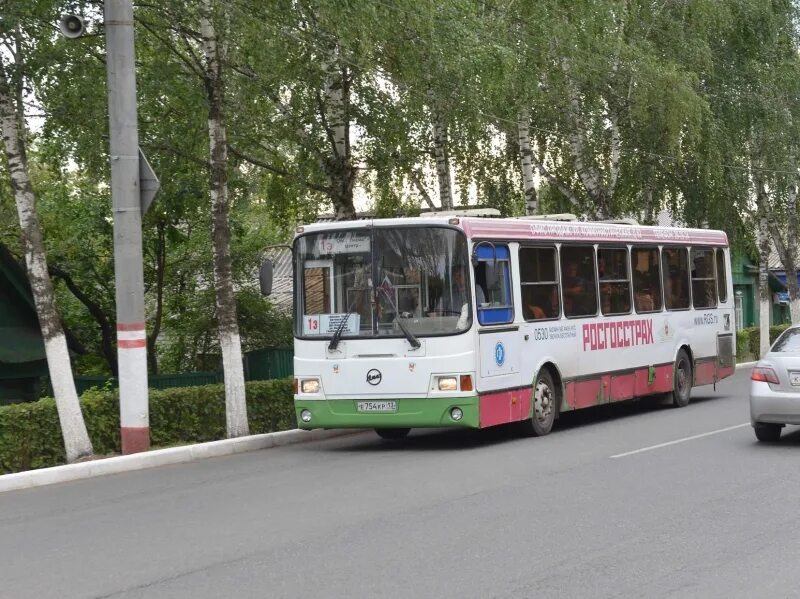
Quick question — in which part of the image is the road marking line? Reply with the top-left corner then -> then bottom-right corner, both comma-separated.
610,423 -> 750,458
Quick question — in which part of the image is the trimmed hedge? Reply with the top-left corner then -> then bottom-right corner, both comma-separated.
737,324 -> 791,360
0,378 -> 294,475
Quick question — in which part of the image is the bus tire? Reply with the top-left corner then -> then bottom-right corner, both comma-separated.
670,349 -> 692,408
375,428 -> 410,440
519,369 -> 557,437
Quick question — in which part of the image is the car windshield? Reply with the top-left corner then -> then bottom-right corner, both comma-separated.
772,328 -> 800,353
294,226 -> 471,339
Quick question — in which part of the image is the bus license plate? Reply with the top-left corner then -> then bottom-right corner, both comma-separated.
357,401 -> 397,413
790,372 -> 800,386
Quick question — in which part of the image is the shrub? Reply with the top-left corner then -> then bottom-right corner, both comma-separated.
736,329 -> 750,359
0,378 -> 294,475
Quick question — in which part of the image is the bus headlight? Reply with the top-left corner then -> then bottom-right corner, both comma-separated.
437,376 -> 458,391
300,378 -> 320,394
300,409 -> 312,422
450,407 -> 463,421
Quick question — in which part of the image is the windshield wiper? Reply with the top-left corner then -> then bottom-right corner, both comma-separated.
378,286 -> 421,349
328,302 -> 355,351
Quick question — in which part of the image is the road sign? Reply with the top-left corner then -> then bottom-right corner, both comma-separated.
138,147 -> 159,214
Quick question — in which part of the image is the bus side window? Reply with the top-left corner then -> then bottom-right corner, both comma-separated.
474,244 -> 513,325
598,247 -> 631,315
632,247 -> 663,313
519,246 -> 560,321
560,245 -> 598,318
662,247 -> 691,310
691,248 -> 717,309
716,248 -> 728,303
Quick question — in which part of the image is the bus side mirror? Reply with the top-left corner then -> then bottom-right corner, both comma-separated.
259,260 -> 274,296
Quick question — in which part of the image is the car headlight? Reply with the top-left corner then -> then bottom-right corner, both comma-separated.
300,378 -> 320,394
437,376 -> 458,391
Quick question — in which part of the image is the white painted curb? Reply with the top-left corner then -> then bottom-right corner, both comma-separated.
0,428 -> 361,495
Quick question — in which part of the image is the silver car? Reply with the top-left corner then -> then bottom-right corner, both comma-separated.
750,325 -> 800,441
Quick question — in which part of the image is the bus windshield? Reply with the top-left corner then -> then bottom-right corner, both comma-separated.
295,226 -> 472,339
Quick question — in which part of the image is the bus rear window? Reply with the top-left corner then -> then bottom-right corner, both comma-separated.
716,249 -> 728,303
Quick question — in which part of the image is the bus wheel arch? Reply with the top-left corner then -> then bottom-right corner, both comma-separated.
520,363 -> 561,437
540,362 -> 564,419
671,346 -> 693,408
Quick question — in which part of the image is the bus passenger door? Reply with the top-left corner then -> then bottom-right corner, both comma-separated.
474,243 -> 522,424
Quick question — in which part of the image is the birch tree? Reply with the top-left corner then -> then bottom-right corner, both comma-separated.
319,33 -> 357,219
199,0 -> 248,437
427,88 -> 453,210
0,27 -> 93,462
517,109 -> 538,215
766,174 -> 800,324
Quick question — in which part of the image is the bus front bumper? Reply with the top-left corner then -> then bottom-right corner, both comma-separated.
295,396 -> 480,429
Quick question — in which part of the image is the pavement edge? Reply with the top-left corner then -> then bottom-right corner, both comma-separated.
0,361 -> 758,494
0,428 -> 361,494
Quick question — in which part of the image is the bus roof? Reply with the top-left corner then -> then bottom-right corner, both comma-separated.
297,215 -> 729,246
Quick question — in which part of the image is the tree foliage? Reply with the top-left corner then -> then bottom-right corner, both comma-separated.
1,0 -> 799,373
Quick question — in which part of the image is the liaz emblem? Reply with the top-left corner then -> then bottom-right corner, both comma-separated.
366,369 -> 382,386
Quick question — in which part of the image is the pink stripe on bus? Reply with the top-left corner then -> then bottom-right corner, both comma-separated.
478,387 -> 532,428
460,219 -> 728,246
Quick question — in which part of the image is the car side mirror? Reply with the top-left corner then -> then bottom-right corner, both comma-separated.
259,260 -> 274,296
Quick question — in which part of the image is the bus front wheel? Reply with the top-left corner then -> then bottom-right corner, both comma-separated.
375,428 -> 410,440
519,369 -> 557,437
670,349 -> 693,408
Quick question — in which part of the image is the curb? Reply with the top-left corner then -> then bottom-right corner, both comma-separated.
0,361 -> 761,495
0,428 -> 362,495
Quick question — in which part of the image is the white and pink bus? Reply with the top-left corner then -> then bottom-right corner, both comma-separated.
266,211 -> 735,439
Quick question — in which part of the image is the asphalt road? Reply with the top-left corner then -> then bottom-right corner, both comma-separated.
2,365 -> 798,599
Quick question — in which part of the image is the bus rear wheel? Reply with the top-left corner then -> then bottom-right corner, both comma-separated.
519,369 -> 557,437
670,349 -> 693,408
375,428 -> 410,440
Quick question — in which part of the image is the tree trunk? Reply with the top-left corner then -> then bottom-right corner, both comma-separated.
200,0 -> 248,438
322,42 -> 357,220
517,110 -> 538,216
757,187 -> 771,358
408,169 -> 436,210
0,62 -> 93,462
560,57 -> 609,218
49,265 -> 118,376
765,170 -> 800,325
427,88 -> 453,210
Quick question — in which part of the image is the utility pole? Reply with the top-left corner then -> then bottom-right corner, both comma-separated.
104,0 -> 149,453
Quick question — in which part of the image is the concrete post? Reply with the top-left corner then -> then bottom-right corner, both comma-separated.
104,0 -> 149,453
